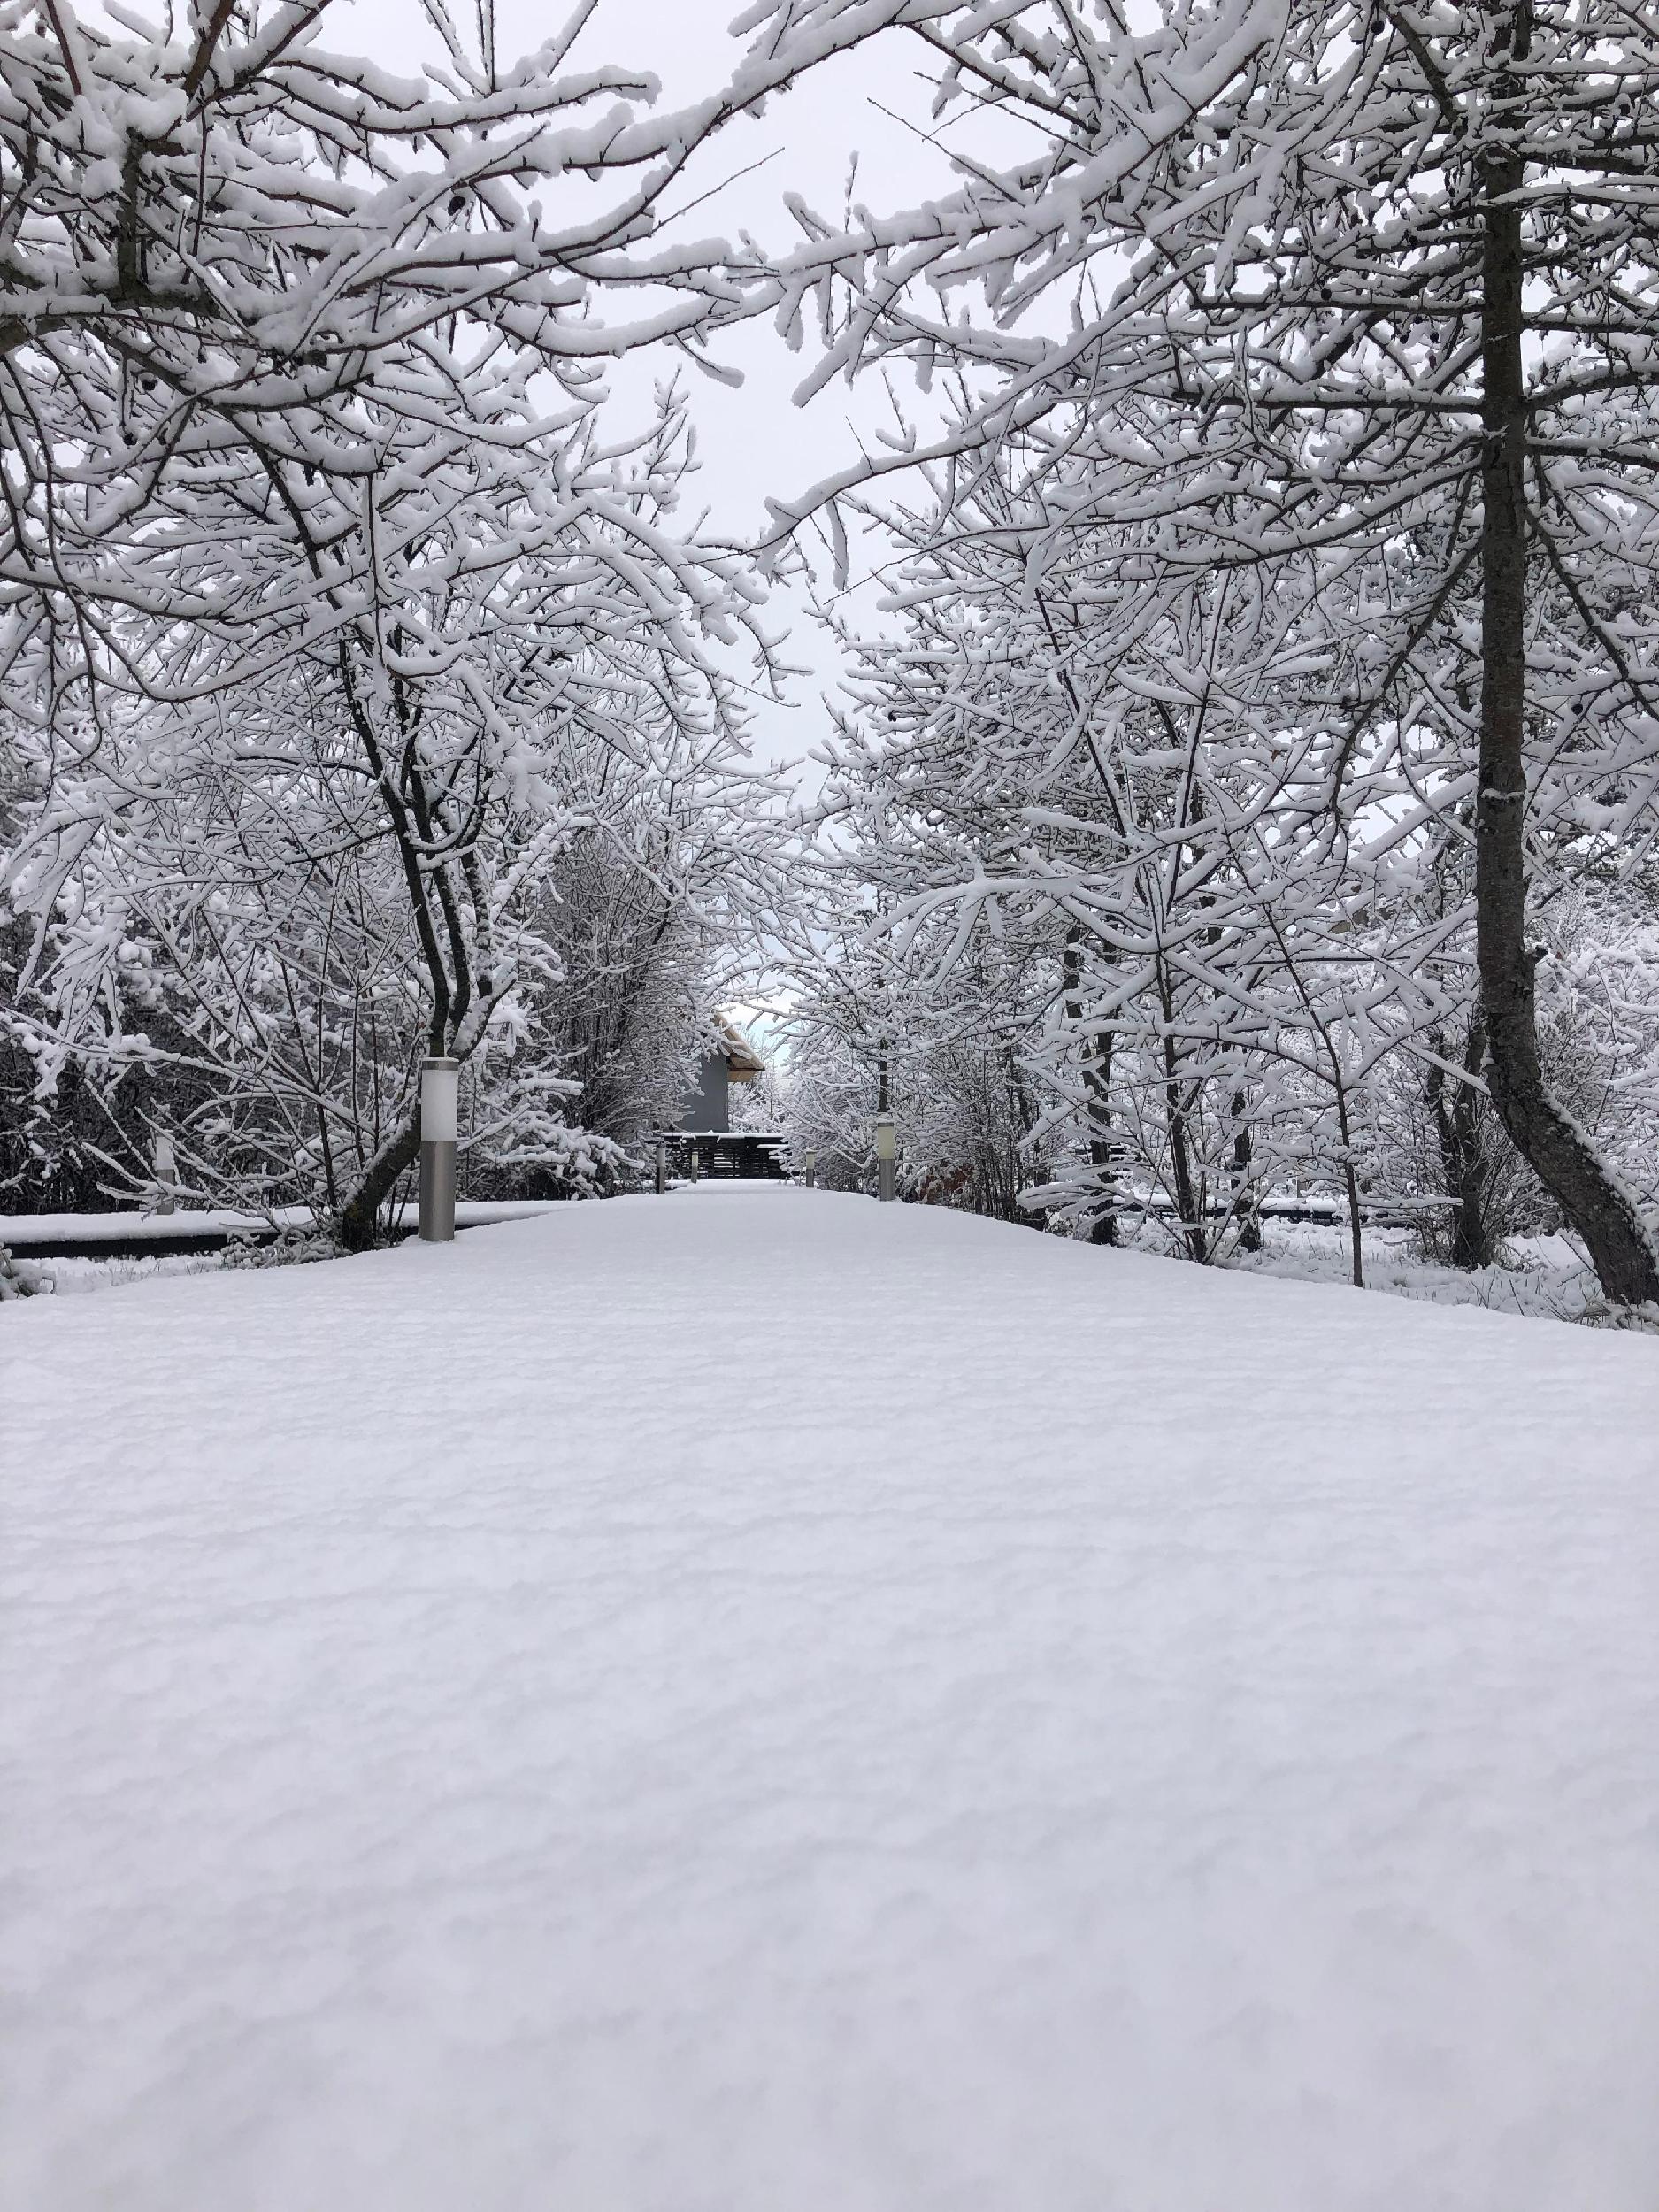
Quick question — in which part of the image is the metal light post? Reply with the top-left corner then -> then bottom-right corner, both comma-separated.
419,1056 -> 460,1242
803,1147 -> 817,1190
153,1134 -> 178,1216
873,1114 -> 896,1203
687,1137 -> 700,1185
655,1138 -> 667,1195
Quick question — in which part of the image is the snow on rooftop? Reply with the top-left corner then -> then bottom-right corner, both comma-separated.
4,1187 -> 1658,2209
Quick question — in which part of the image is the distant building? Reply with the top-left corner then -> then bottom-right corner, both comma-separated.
678,1017 -> 766,1133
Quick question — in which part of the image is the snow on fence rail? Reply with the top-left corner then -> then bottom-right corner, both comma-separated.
0,1202 -> 567,1261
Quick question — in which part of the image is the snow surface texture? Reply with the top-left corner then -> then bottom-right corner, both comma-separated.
4,1187 -> 1658,2212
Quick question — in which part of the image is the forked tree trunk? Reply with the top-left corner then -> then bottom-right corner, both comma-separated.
1477,25 -> 1659,1305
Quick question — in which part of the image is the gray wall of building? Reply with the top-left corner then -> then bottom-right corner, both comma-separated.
679,1054 -> 729,1133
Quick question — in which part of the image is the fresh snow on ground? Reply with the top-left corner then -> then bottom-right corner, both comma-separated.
4,1186 -> 1657,2211
5,1198 -> 1626,1327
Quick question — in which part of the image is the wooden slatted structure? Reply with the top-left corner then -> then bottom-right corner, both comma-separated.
666,1131 -> 787,1181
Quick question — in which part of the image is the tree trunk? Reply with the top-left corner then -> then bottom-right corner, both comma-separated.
1229,1087 -> 1263,1253
1064,930 -> 1118,1245
1476,22 -> 1659,1304
1332,1073 -> 1364,1291
1086,1032 -> 1119,1248
1429,1018 -> 1500,1271
337,1110 -> 420,1252
1156,967 -> 1205,1262
1004,1043 -> 1048,1229
1162,1035 -> 1204,1262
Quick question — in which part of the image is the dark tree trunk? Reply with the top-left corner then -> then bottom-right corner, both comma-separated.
1064,930 -> 1118,1245
337,1110 -> 420,1252
1162,1035 -> 1204,1263
1156,967 -> 1205,1262
1085,1031 -> 1119,1248
1229,1087 -> 1263,1253
1476,16 -> 1659,1305
1429,1019 -> 1500,1271
1331,1073 -> 1364,1291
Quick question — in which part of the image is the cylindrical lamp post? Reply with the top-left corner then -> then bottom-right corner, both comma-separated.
419,1056 -> 460,1242
153,1133 -> 178,1217
655,1139 -> 667,1195
873,1114 -> 896,1203
687,1137 -> 700,1185
803,1147 -> 817,1190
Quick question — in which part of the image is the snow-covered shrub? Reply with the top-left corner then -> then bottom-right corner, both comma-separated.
0,1243 -> 49,1300
219,1232 -> 339,1273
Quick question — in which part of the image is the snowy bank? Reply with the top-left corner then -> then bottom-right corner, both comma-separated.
4,1187 -> 1657,2211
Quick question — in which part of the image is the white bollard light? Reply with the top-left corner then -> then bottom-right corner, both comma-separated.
655,1138 -> 667,1195
803,1146 -> 817,1189
153,1133 -> 177,1216
873,1114 -> 896,1203
419,1056 -> 460,1242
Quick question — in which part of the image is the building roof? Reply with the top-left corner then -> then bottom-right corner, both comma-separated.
715,1015 -> 765,1079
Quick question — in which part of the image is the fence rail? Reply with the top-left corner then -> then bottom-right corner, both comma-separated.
0,1200 -> 566,1262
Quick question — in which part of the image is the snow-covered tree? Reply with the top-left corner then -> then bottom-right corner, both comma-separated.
3,381 -> 794,1233
2,0 -> 903,1240
771,0 -> 1659,1302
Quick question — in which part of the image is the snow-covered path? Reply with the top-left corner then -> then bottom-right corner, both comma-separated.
4,1187 -> 1657,2212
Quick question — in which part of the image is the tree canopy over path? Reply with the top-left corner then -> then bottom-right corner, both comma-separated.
7,0 -> 1659,1306
5,1186 -> 1657,2210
